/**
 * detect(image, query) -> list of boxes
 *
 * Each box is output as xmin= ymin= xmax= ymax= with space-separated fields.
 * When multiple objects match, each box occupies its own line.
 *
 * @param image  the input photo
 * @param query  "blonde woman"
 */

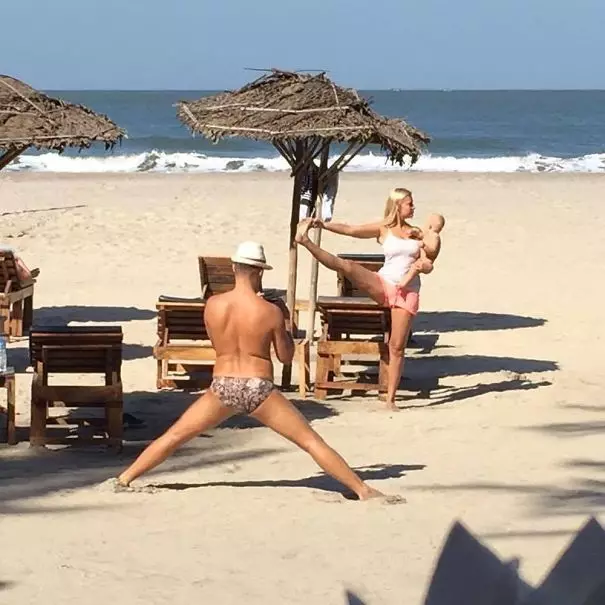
xmin=296 ymin=188 xmax=440 ymax=410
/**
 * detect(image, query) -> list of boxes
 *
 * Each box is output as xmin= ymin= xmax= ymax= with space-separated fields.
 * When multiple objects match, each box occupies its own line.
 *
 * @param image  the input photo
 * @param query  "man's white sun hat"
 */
xmin=231 ymin=241 xmax=273 ymax=270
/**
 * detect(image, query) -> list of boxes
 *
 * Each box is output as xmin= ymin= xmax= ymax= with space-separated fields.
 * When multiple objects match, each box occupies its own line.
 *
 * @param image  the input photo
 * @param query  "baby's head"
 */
xmin=425 ymin=213 xmax=445 ymax=233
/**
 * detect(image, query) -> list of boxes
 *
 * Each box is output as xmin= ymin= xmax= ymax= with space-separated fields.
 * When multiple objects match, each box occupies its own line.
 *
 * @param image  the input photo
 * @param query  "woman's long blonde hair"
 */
xmin=383 ymin=187 xmax=412 ymax=227
xmin=378 ymin=188 xmax=421 ymax=242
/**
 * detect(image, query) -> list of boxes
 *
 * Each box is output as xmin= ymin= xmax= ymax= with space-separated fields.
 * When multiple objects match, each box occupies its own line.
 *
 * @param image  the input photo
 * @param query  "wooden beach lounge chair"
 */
xmin=314 ymin=296 xmax=390 ymax=400
xmin=154 ymin=295 xmax=310 ymax=396
xmin=29 ymin=326 xmax=124 ymax=449
xmin=154 ymin=296 xmax=215 ymax=390
xmin=0 ymin=250 xmax=39 ymax=339
xmin=198 ymin=256 xmax=236 ymax=299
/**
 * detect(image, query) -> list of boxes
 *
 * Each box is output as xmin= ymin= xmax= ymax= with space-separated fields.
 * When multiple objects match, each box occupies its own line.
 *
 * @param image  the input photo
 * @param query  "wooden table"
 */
xmin=1 ymin=367 xmax=16 ymax=445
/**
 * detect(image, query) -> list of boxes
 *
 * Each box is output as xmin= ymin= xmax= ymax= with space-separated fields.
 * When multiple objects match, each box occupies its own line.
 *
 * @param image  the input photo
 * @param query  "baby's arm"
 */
xmin=398 ymin=248 xmax=434 ymax=289
xmin=423 ymin=232 xmax=441 ymax=262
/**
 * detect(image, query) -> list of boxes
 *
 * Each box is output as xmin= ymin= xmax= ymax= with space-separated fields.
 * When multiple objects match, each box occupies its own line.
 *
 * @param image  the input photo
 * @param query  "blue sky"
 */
xmin=2 ymin=0 xmax=603 ymax=90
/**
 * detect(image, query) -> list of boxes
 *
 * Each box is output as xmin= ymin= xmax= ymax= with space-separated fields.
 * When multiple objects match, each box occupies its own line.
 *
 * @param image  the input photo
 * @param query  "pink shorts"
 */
xmin=379 ymin=277 xmax=420 ymax=315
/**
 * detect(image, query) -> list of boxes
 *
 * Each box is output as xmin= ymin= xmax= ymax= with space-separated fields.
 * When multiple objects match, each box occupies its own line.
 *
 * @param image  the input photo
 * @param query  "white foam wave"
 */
xmin=6 ymin=150 xmax=605 ymax=174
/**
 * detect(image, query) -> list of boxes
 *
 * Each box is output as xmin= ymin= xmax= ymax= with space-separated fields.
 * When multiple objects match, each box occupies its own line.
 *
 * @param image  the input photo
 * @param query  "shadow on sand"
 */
xmin=402 ymin=405 xmax=605 ymax=538
xmin=414 ymin=311 xmax=546 ymax=333
xmin=151 ymin=462 xmax=426 ymax=499
xmin=34 ymin=305 xmax=156 ymax=324
xmin=0 ymin=442 xmax=283 ymax=515
xmin=400 ymin=377 xmax=553 ymax=410
xmin=326 ymin=353 xmax=557 ymax=405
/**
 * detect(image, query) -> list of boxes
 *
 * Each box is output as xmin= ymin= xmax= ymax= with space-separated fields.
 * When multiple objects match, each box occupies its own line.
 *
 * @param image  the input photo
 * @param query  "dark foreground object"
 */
xmin=347 ymin=516 xmax=605 ymax=605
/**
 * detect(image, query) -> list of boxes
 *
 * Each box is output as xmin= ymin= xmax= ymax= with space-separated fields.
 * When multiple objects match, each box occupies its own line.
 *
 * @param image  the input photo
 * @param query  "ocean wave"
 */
xmin=6 ymin=150 xmax=605 ymax=174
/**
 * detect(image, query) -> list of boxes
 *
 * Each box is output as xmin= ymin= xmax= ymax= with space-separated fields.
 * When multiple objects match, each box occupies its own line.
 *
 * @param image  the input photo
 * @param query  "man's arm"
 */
xmin=270 ymin=302 xmax=295 ymax=365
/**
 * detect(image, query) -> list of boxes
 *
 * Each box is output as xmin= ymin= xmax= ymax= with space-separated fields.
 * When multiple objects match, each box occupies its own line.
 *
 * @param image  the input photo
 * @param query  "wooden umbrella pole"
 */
xmin=0 ymin=146 xmax=27 ymax=171
xmin=306 ymin=142 xmax=331 ymax=341
xmin=282 ymin=140 xmax=304 ymax=389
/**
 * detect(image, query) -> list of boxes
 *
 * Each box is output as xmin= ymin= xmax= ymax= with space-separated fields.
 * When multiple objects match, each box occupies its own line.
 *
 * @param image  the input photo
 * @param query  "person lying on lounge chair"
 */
xmin=0 ymin=246 xmax=37 ymax=282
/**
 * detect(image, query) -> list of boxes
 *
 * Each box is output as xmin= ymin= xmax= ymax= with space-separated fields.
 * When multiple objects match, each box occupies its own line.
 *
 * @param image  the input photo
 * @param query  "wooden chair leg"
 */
xmin=281 ymin=363 xmax=293 ymax=390
xmin=332 ymin=354 xmax=342 ymax=376
xmin=314 ymin=351 xmax=330 ymax=400
xmin=297 ymin=341 xmax=310 ymax=398
xmin=30 ymin=395 xmax=48 ymax=447
xmin=105 ymin=399 xmax=123 ymax=452
xmin=23 ymin=294 xmax=34 ymax=334
xmin=6 ymin=377 xmax=16 ymax=445
xmin=303 ymin=341 xmax=311 ymax=392
xmin=0 ymin=303 xmax=10 ymax=338
xmin=10 ymin=300 xmax=23 ymax=338
xmin=156 ymin=359 xmax=164 ymax=389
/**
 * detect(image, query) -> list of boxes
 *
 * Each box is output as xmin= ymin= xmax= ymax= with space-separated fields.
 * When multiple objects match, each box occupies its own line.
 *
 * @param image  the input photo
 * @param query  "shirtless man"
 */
xmin=115 ymin=241 xmax=400 ymax=502
xmin=398 ymin=213 xmax=445 ymax=290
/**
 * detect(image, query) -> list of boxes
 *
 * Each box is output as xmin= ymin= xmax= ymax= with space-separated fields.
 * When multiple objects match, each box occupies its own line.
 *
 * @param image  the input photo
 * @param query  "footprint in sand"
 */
xmin=96 ymin=478 xmax=158 ymax=494
xmin=312 ymin=491 xmax=407 ymax=505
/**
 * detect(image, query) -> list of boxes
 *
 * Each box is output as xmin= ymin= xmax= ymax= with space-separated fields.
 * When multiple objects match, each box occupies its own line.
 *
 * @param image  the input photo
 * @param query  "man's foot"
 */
xmin=294 ymin=219 xmax=312 ymax=245
xmin=384 ymin=401 xmax=400 ymax=412
xmin=359 ymin=486 xmax=406 ymax=504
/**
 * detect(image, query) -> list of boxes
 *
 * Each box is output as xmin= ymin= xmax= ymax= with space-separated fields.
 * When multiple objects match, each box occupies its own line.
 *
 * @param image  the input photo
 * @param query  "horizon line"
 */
xmin=42 ymin=87 xmax=605 ymax=93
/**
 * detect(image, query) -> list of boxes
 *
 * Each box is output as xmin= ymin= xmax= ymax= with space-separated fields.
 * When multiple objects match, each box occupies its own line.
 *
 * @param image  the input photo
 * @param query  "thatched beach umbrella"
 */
xmin=0 ymin=75 xmax=124 ymax=170
xmin=177 ymin=70 xmax=429 ymax=382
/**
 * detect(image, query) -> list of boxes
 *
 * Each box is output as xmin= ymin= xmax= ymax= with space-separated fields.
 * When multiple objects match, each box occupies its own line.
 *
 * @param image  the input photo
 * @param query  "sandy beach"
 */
xmin=1 ymin=171 xmax=604 ymax=604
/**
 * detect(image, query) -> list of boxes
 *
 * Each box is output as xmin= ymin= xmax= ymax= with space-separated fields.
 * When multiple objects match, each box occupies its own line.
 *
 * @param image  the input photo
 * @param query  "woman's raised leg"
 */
xmin=295 ymin=221 xmax=385 ymax=304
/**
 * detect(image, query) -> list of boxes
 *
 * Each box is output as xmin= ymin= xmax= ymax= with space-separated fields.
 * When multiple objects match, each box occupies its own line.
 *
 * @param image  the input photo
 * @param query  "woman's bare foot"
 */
xmin=294 ymin=219 xmax=312 ymax=245
xmin=384 ymin=400 xmax=400 ymax=412
xmin=358 ymin=485 xmax=407 ymax=503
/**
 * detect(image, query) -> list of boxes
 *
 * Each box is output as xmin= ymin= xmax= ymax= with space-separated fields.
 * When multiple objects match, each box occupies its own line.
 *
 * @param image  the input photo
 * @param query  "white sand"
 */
xmin=1 ymin=171 xmax=604 ymax=604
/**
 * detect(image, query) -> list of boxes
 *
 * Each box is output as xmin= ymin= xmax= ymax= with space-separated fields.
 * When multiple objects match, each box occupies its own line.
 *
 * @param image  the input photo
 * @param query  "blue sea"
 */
xmin=8 ymin=90 xmax=605 ymax=173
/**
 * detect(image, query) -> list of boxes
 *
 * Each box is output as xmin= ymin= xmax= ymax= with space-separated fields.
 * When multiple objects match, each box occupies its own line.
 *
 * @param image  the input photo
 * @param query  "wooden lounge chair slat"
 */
xmin=198 ymin=256 xmax=235 ymax=298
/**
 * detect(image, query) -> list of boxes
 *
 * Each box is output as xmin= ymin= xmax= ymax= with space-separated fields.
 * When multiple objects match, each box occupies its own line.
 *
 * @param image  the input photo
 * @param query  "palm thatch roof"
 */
xmin=177 ymin=70 xmax=429 ymax=165
xmin=0 ymin=75 xmax=124 ymax=153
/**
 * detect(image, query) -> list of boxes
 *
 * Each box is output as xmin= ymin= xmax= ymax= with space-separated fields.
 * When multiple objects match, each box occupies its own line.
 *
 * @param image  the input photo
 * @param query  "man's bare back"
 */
xmin=204 ymin=288 xmax=293 ymax=381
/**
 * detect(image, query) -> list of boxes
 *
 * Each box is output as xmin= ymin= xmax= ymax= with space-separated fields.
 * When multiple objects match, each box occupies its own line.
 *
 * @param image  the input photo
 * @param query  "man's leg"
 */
xmin=251 ymin=390 xmax=402 ymax=501
xmin=295 ymin=221 xmax=386 ymax=304
xmin=117 ymin=391 xmax=234 ymax=486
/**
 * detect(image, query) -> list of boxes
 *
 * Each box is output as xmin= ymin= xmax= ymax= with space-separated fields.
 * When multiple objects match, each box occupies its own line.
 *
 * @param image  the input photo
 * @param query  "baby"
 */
xmin=398 ymin=213 xmax=445 ymax=290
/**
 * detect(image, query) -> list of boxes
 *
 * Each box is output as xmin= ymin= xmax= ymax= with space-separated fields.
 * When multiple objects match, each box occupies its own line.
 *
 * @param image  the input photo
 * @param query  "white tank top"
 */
xmin=378 ymin=230 xmax=422 ymax=291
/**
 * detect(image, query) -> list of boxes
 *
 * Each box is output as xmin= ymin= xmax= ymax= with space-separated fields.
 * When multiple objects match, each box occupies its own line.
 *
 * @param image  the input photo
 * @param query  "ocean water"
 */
xmin=7 ymin=90 xmax=605 ymax=173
